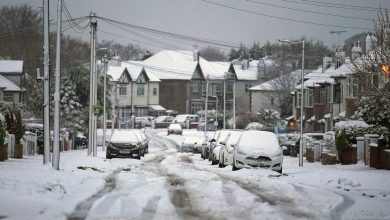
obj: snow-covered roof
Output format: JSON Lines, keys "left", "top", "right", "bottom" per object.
{"left": 149, "top": 104, "right": 166, "bottom": 111}
{"left": 0, "top": 60, "right": 23, "bottom": 73}
{"left": 249, "top": 70, "right": 302, "bottom": 91}
{"left": 106, "top": 61, "right": 160, "bottom": 83}
{"left": 295, "top": 66, "right": 335, "bottom": 90}
{"left": 233, "top": 65, "right": 258, "bottom": 81}
{"left": 0, "top": 74, "right": 22, "bottom": 91}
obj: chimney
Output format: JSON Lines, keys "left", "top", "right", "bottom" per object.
{"left": 365, "top": 33, "right": 377, "bottom": 54}
{"left": 335, "top": 48, "right": 345, "bottom": 69}
{"left": 322, "top": 56, "right": 332, "bottom": 72}
{"left": 351, "top": 41, "right": 362, "bottom": 60}
{"left": 193, "top": 45, "right": 199, "bottom": 61}
{"left": 242, "top": 59, "right": 249, "bottom": 70}
{"left": 110, "top": 55, "right": 121, "bottom": 66}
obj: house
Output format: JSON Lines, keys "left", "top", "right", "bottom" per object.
{"left": 0, "top": 60, "right": 24, "bottom": 103}
{"left": 248, "top": 70, "right": 304, "bottom": 115}
{"left": 105, "top": 56, "right": 161, "bottom": 128}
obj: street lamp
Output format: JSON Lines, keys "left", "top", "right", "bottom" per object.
{"left": 101, "top": 54, "right": 108, "bottom": 151}
{"left": 223, "top": 72, "right": 235, "bottom": 129}
{"left": 279, "top": 39, "right": 305, "bottom": 167}
{"left": 210, "top": 95, "right": 218, "bottom": 127}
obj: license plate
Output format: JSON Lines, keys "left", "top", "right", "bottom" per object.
{"left": 120, "top": 150, "right": 130, "bottom": 154}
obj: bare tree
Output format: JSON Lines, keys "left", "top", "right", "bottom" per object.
{"left": 200, "top": 46, "right": 226, "bottom": 61}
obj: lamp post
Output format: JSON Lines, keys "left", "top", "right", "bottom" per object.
{"left": 101, "top": 54, "right": 108, "bottom": 151}
{"left": 210, "top": 95, "right": 218, "bottom": 127}
{"left": 279, "top": 39, "right": 305, "bottom": 167}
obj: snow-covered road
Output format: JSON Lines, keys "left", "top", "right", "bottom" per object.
{"left": 1, "top": 129, "right": 390, "bottom": 220}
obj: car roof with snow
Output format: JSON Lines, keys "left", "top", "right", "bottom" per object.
{"left": 109, "top": 130, "right": 140, "bottom": 144}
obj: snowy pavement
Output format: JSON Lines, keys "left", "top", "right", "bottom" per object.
{"left": 0, "top": 129, "right": 389, "bottom": 220}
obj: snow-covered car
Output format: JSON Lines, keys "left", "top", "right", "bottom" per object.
{"left": 218, "top": 130, "right": 243, "bottom": 168}
{"left": 135, "top": 117, "right": 152, "bottom": 128}
{"left": 129, "top": 129, "right": 149, "bottom": 156}
{"left": 232, "top": 130, "right": 283, "bottom": 173}
{"left": 106, "top": 130, "right": 142, "bottom": 159}
{"left": 181, "top": 136, "right": 205, "bottom": 153}
{"left": 245, "top": 122, "right": 264, "bottom": 130}
{"left": 173, "top": 114, "right": 199, "bottom": 129}
{"left": 208, "top": 130, "right": 231, "bottom": 162}
{"left": 154, "top": 115, "right": 174, "bottom": 128}
{"left": 167, "top": 123, "right": 182, "bottom": 135}
{"left": 201, "top": 132, "right": 218, "bottom": 159}
{"left": 197, "top": 121, "right": 217, "bottom": 131}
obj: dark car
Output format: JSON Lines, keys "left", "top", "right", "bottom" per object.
{"left": 197, "top": 121, "right": 217, "bottom": 131}
{"left": 106, "top": 130, "right": 142, "bottom": 159}
{"left": 154, "top": 115, "right": 174, "bottom": 128}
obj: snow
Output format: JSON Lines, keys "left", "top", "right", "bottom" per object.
{"left": 1, "top": 129, "right": 390, "bottom": 220}
{"left": 109, "top": 130, "right": 140, "bottom": 144}
{"left": 0, "top": 60, "right": 23, "bottom": 73}
{"left": 335, "top": 120, "right": 370, "bottom": 129}
{"left": 0, "top": 74, "right": 21, "bottom": 91}
{"left": 237, "top": 130, "right": 282, "bottom": 156}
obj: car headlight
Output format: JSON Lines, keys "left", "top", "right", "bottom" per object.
{"left": 108, "top": 143, "right": 118, "bottom": 150}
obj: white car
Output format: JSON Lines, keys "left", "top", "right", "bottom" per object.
{"left": 209, "top": 130, "right": 232, "bottom": 164}
{"left": 181, "top": 136, "right": 205, "bottom": 153}
{"left": 232, "top": 130, "right": 283, "bottom": 173}
{"left": 201, "top": 132, "right": 218, "bottom": 160}
{"left": 167, "top": 123, "right": 182, "bottom": 135}
{"left": 218, "top": 130, "right": 243, "bottom": 168}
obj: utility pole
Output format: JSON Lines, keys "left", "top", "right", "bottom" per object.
{"left": 102, "top": 55, "right": 108, "bottom": 151}
{"left": 204, "top": 76, "right": 209, "bottom": 138}
{"left": 52, "top": 0, "right": 62, "bottom": 170}
{"left": 223, "top": 74, "right": 226, "bottom": 129}
{"left": 88, "top": 12, "right": 97, "bottom": 156}
{"left": 232, "top": 76, "right": 236, "bottom": 129}
{"left": 43, "top": 0, "right": 51, "bottom": 164}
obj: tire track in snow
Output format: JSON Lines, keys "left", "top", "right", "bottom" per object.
{"left": 67, "top": 168, "right": 123, "bottom": 220}
{"left": 292, "top": 182, "right": 355, "bottom": 220}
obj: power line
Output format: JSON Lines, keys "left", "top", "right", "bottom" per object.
{"left": 97, "top": 16, "right": 328, "bottom": 60}
{"left": 246, "top": 0, "right": 374, "bottom": 21}
{"left": 278, "top": 0, "right": 385, "bottom": 12}
{"left": 200, "top": 0, "right": 372, "bottom": 30}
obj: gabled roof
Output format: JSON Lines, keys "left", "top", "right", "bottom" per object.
{"left": 0, "top": 60, "right": 23, "bottom": 73}
{"left": 0, "top": 74, "right": 22, "bottom": 91}
{"left": 250, "top": 70, "right": 302, "bottom": 91}
{"left": 107, "top": 61, "right": 160, "bottom": 83}
{"left": 233, "top": 65, "right": 258, "bottom": 81}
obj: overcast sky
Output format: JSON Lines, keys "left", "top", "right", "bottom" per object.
{"left": 1, "top": 0, "right": 389, "bottom": 53}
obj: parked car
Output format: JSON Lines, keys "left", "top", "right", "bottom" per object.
{"left": 218, "top": 130, "right": 243, "bottom": 168}
{"left": 197, "top": 121, "right": 217, "bottom": 131}
{"left": 106, "top": 130, "right": 142, "bottom": 159}
{"left": 75, "top": 134, "right": 88, "bottom": 149}
{"left": 129, "top": 129, "right": 149, "bottom": 156}
{"left": 135, "top": 117, "right": 152, "bottom": 128}
{"left": 181, "top": 136, "right": 205, "bottom": 153}
{"left": 173, "top": 114, "right": 199, "bottom": 128}
{"left": 208, "top": 130, "right": 231, "bottom": 162}
{"left": 167, "top": 123, "right": 183, "bottom": 135}
{"left": 232, "top": 130, "right": 283, "bottom": 173}
{"left": 245, "top": 122, "right": 265, "bottom": 130}
{"left": 154, "top": 115, "right": 174, "bottom": 128}
{"left": 201, "top": 132, "right": 218, "bottom": 159}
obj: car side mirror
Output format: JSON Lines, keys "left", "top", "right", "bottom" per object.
{"left": 220, "top": 141, "right": 226, "bottom": 145}
{"left": 230, "top": 144, "right": 235, "bottom": 148}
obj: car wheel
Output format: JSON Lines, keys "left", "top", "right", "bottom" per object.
{"left": 277, "top": 167, "right": 283, "bottom": 174}
{"left": 232, "top": 158, "right": 239, "bottom": 171}
{"left": 134, "top": 155, "right": 141, "bottom": 160}
{"left": 106, "top": 151, "right": 112, "bottom": 159}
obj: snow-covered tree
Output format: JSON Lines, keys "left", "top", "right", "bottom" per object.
{"left": 58, "top": 76, "right": 85, "bottom": 135}
{"left": 256, "top": 109, "right": 280, "bottom": 127}
{"left": 352, "top": 11, "right": 390, "bottom": 144}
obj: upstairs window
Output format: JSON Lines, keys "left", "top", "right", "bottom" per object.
{"left": 137, "top": 84, "right": 144, "bottom": 96}
{"left": 119, "top": 84, "right": 127, "bottom": 96}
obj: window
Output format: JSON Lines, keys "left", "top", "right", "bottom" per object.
{"left": 318, "top": 88, "right": 326, "bottom": 104}
{"left": 306, "top": 90, "right": 313, "bottom": 107}
{"left": 226, "top": 81, "right": 233, "bottom": 93}
{"left": 153, "top": 88, "right": 158, "bottom": 96}
{"left": 333, "top": 84, "right": 341, "bottom": 102}
{"left": 192, "top": 81, "right": 200, "bottom": 92}
{"left": 296, "top": 92, "right": 302, "bottom": 107}
{"left": 116, "top": 108, "right": 131, "bottom": 122}
{"left": 119, "top": 84, "right": 127, "bottom": 96}
{"left": 191, "top": 102, "right": 203, "bottom": 114}
{"left": 270, "top": 97, "right": 275, "bottom": 105}
{"left": 3, "top": 93, "right": 14, "bottom": 102}
{"left": 137, "top": 84, "right": 144, "bottom": 96}
{"left": 245, "top": 84, "right": 252, "bottom": 93}
{"left": 216, "top": 83, "right": 222, "bottom": 96}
